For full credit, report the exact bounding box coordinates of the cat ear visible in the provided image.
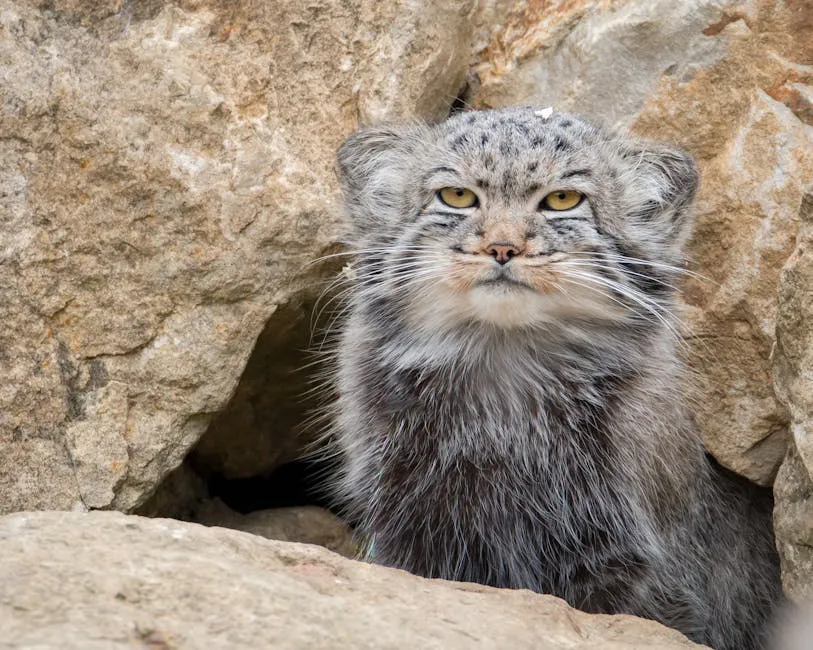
[336,124,425,239]
[619,143,699,260]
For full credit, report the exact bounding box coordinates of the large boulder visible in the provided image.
[773,189,813,602]
[2,0,811,607]
[0,511,705,649]
[0,0,475,513]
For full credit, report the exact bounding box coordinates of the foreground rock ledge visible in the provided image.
[0,512,703,649]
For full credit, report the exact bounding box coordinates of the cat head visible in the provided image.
[336,106,697,332]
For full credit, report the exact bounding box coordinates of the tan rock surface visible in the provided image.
[191,299,322,480]
[471,0,813,486]
[773,189,813,602]
[3,0,811,613]
[0,511,705,649]
[193,500,357,558]
[0,0,475,513]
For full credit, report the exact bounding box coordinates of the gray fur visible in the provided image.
[325,106,781,650]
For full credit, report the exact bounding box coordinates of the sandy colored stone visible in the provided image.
[0,0,475,513]
[774,446,813,603]
[191,299,321,479]
[773,601,813,650]
[773,189,813,602]
[471,0,813,485]
[64,381,129,508]
[474,0,734,127]
[194,500,357,558]
[0,511,705,649]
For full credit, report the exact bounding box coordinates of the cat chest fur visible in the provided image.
[341,329,664,600]
[328,106,782,650]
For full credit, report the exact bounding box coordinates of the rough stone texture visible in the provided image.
[4,0,813,610]
[193,500,357,558]
[0,0,476,514]
[191,298,322,480]
[774,602,813,650]
[773,190,813,603]
[0,511,705,649]
[472,0,813,485]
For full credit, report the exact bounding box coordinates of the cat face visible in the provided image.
[336,107,697,332]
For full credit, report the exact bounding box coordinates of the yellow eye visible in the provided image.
[541,190,583,211]
[438,187,478,209]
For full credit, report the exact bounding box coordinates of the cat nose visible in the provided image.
[485,242,523,265]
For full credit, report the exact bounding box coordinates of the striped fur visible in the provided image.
[324,107,781,650]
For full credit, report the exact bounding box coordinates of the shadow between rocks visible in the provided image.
[138,257,349,543]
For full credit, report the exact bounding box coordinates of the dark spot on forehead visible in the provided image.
[500,170,514,194]
[560,119,573,128]
[480,133,490,146]
[476,178,491,190]
[499,141,512,155]
[466,114,477,124]
[506,118,530,135]
[527,161,538,173]
[531,137,544,148]
[483,154,495,171]
[523,182,540,198]
[554,136,570,152]
[451,133,470,151]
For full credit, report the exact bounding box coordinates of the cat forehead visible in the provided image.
[426,108,604,175]
[439,108,595,146]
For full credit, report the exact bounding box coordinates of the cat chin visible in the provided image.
[403,279,628,334]
[465,285,548,328]
[406,283,564,331]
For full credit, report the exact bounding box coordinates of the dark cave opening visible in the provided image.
[203,456,339,515]
[449,80,473,115]
[138,254,349,528]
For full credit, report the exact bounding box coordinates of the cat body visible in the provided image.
[328,106,781,649]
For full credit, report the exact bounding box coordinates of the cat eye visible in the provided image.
[540,190,583,211]
[438,187,478,209]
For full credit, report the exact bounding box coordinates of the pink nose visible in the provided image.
[485,242,523,265]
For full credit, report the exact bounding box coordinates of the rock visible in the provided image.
[774,446,813,602]
[134,459,210,520]
[471,0,813,485]
[774,601,813,650]
[4,0,812,612]
[191,299,322,480]
[0,511,705,649]
[193,499,357,558]
[0,0,476,514]
[773,189,813,602]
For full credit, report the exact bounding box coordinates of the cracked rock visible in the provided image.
[0,511,705,649]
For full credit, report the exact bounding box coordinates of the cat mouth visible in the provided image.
[475,274,532,290]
